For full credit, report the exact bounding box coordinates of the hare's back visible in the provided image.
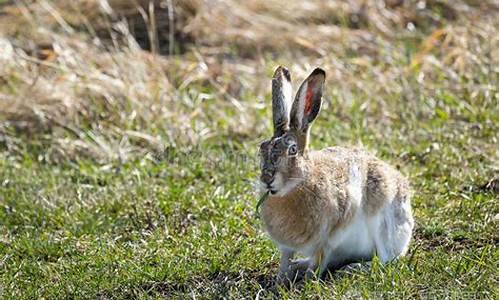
[313,146,410,213]
[311,146,374,168]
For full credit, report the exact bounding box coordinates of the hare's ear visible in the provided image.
[290,68,325,153]
[290,68,325,131]
[271,66,293,137]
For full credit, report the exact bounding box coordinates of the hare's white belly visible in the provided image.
[325,163,376,263]
[327,209,376,264]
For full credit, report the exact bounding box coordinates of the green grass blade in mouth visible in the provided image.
[255,191,270,219]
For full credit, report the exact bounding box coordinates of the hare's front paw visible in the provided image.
[291,258,322,281]
[289,258,313,281]
[289,258,310,274]
[276,259,309,285]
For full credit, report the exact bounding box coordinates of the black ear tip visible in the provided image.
[311,67,326,77]
[273,66,291,81]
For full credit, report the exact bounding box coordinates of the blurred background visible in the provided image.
[0,0,497,162]
[0,0,498,298]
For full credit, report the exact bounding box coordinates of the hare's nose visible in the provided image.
[261,171,274,185]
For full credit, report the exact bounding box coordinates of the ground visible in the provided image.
[0,0,498,299]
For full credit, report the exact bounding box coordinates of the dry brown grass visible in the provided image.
[0,0,497,163]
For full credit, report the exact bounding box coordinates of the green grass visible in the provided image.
[0,80,497,298]
[0,0,498,298]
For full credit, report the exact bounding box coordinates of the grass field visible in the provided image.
[0,0,498,298]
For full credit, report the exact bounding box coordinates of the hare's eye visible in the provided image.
[288,144,298,156]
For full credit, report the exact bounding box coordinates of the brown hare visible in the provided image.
[258,66,414,282]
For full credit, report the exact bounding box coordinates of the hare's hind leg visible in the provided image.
[373,195,414,263]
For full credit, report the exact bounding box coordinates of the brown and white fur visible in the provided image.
[258,66,414,282]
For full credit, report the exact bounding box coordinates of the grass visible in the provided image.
[0,0,498,298]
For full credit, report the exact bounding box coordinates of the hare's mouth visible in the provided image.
[266,184,278,195]
[263,182,278,195]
